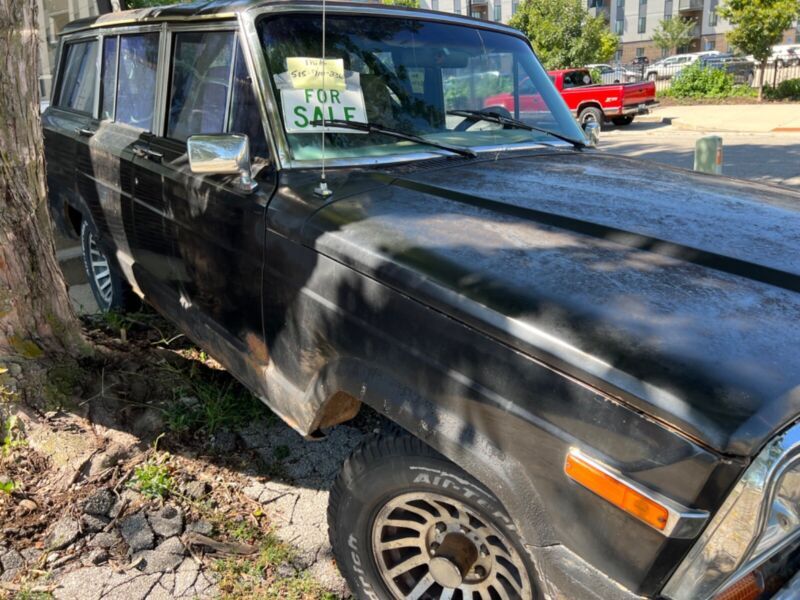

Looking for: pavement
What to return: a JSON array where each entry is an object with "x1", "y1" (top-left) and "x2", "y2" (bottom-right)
[{"x1": 640, "y1": 103, "x2": 800, "y2": 133}]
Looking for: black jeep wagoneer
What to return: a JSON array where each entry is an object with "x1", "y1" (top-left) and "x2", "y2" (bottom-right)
[{"x1": 43, "y1": 1, "x2": 800, "y2": 598}]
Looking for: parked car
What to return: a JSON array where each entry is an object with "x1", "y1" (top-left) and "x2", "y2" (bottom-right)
[
  {"x1": 697, "y1": 53, "x2": 756, "y2": 85},
  {"x1": 773, "y1": 44, "x2": 800, "y2": 67},
  {"x1": 43, "y1": 2, "x2": 800, "y2": 600},
  {"x1": 586, "y1": 63, "x2": 639, "y2": 84},
  {"x1": 645, "y1": 51, "x2": 721, "y2": 81}
]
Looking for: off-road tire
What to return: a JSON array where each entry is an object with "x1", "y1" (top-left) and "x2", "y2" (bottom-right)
[
  {"x1": 80, "y1": 219, "x2": 137, "y2": 312},
  {"x1": 328, "y1": 431, "x2": 538, "y2": 599},
  {"x1": 578, "y1": 106, "x2": 604, "y2": 127},
  {"x1": 612, "y1": 115, "x2": 634, "y2": 126}
]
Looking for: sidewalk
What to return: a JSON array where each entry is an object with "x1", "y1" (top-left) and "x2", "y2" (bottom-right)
[{"x1": 641, "y1": 103, "x2": 800, "y2": 133}]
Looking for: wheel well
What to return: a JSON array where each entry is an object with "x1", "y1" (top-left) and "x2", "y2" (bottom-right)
[
  {"x1": 578, "y1": 103, "x2": 603, "y2": 117},
  {"x1": 66, "y1": 203, "x2": 83, "y2": 238}
]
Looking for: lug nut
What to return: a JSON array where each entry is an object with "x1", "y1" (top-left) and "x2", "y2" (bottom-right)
[
  {"x1": 430, "y1": 542, "x2": 440, "y2": 554},
  {"x1": 435, "y1": 523, "x2": 446, "y2": 534},
  {"x1": 459, "y1": 525, "x2": 469, "y2": 534},
  {"x1": 475, "y1": 565, "x2": 487, "y2": 578},
  {"x1": 480, "y1": 545, "x2": 489, "y2": 557}
]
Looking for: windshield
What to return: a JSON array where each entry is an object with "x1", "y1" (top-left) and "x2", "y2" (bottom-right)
[{"x1": 257, "y1": 13, "x2": 585, "y2": 161}]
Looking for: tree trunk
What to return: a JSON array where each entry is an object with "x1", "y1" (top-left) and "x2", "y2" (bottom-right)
[
  {"x1": 0, "y1": 0, "x2": 86, "y2": 361},
  {"x1": 758, "y1": 59, "x2": 766, "y2": 102}
]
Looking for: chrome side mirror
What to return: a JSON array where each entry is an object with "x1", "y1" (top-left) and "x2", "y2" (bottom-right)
[
  {"x1": 187, "y1": 134, "x2": 257, "y2": 193},
  {"x1": 583, "y1": 122, "x2": 600, "y2": 148}
]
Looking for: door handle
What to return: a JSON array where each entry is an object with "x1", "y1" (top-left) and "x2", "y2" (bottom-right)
[
  {"x1": 76, "y1": 127, "x2": 95, "y2": 137},
  {"x1": 132, "y1": 145, "x2": 162, "y2": 162}
]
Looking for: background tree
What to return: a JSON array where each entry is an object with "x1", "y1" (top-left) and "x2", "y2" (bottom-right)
[
  {"x1": 718, "y1": 0, "x2": 800, "y2": 100},
  {"x1": 382, "y1": 0, "x2": 421, "y2": 6},
  {"x1": 652, "y1": 16, "x2": 696, "y2": 55},
  {"x1": 0, "y1": 0, "x2": 86, "y2": 375},
  {"x1": 509, "y1": 0, "x2": 620, "y2": 69}
]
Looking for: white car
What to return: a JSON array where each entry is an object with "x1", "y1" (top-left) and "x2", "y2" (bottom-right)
[
  {"x1": 644, "y1": 51, "x2": 720, "y2": 81},
  {"x1": 586, "y1": 63, "x2": 639, "y2": 84}
]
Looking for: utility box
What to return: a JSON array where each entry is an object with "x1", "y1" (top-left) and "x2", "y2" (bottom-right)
[{"x1": 694, "y1": 136, "x2": 723, "y2": 175}]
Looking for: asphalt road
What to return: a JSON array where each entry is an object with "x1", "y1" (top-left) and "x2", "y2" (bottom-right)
[{"x1": 599, "y1": 121, "x2": 800, "y2": 190}]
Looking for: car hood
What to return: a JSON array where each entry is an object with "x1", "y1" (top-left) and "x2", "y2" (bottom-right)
[{"x1": 302, "y1": 150, "x2": 800, "y2": 457}]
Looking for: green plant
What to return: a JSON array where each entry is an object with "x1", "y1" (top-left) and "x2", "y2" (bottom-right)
[
  {"x1": 667, "y1": 63, "x2": 736, "y2": 98},
  {"x1": 764, "y1": 78, "x2": 800, "y2": 100},
  {"x1": 0, "y1": 478, "x2": 15, "y2": 494},
  {"x1": 509, "y1": 0, "x2": 619, "y2": 70},
  {"x1": 589, "y1": 67, "x2": 602, "y2": 84},
  {"x1": 382, "y1": 0, "x2": 420, "y2": 6},
  {"x1": 129, "y1": 459, "x2": 174, "y2": 498}
]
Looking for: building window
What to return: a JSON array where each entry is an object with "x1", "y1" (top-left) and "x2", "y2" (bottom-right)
[
  {"x1": 636, "y1": 47, "x2": 645, "y2": 58},
  {"x1": 639, "y1": 0, "x2": 646, "y2": 5},
  {"x1": 661, "y1": 47, "x2": 669, "y2": 57},
  {"x1": 493, "y1": 0, "x2": 501, "y2": 20},
  {"x1": 431, "y1": 0, "x2": 438, "y2": 8},
  {"x1": 708, "y1": 0, "x2": 718, "y2": 26},
  {"x1": 704, "y1": 39, "x2": 716, "y2": 51},
  {"x1": 664, "y1": 0, "x2": 673, "y2": 17},
  {"x1": 638, "y1": 16, "x2": 646, "y2": 32},
  {"x1": 615, "y1": 49, "x2": 623, "y2": 61},
  {"x1": 512, "y1": 0, "x2": 518, "y2": 14},
  {"x1": 616, "y1": 0, "x2": 624, "y2": 8},
  {"x1": 453, "y1": 0, "x2": 460, "y2": 14},
  {"x1": 614, "y1": 19, "x2": 624, "y2": 34}
]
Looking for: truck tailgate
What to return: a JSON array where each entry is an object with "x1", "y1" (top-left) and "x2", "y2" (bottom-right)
[{"x1": 621, "y1": 81, "x2": 656, "y2": 106}]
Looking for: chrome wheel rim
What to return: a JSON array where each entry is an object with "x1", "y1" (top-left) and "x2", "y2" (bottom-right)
[
  {"x1": 87, "y1": 231, "x2": 113, "y2": 305},
  {"x1": 371, "y1": 492, "x2": 532, "y2": 600}
]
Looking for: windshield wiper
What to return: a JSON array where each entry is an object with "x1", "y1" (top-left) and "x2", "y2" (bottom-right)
[
  {"x1": 308, "y1": 119, "x2": 477, "y2": 158},
  {"x1": 447, "y1": 109, "x2": 586, "y2": 149}
]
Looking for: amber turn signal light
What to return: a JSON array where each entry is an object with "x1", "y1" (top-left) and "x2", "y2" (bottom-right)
[
  {"x1": 713, "y1": 571, "x2": 764, "y2": 600},
  {"x1": 565, "y1": 449, "x2": 669, "y2": 531}
]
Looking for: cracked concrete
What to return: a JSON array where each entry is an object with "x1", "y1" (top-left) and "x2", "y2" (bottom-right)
[{"x1": 238, "y1": 416, "x2": 375, "y2": 595}]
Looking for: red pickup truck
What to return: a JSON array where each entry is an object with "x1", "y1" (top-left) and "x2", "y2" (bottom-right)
[{"x1": 484, "y1": 68, "x2": 658, "y2": 127}]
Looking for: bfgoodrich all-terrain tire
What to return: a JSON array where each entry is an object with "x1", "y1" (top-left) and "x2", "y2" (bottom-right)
[
  {"x1": 80, "y1": 219, "x2": 137, "y2": 312},
  {"x1": 328, "y1": 431, "x2": 538, "y2": 600}
]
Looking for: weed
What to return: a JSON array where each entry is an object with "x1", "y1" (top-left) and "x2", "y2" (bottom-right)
[
  {"x1": 0, "y1": 479, "x2": 15, "y2": 494},
  {"x1": 129, "y1": 444, "x2": 175, "y2": 498},
  {"x1": 214, "y1": 522, "x2": 335, "y2": 600}
]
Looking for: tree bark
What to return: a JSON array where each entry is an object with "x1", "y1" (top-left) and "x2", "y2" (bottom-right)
[
  {"x1": 0, "y1": 0, "x2": 86, "y2": 360},
  {"x1": 758, "y1": 59, "x2": 766, "y2": 102}
]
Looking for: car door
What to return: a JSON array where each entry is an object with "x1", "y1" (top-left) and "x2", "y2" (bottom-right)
[
  {"x1": 80, "y1": 26, "x2": 160, "y2": 295},
  {"x1": 42, "y1": 35, "x2": 100, "y2": 226},
  {"x1": 133, "y1": 27, "x2": 276, "y2": 392}
]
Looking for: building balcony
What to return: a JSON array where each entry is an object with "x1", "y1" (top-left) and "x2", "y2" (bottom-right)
[{"x1": 678, "y1": 0, "x2": 704, "y2": 13}]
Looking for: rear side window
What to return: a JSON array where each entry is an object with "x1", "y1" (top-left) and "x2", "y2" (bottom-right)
[
  {"x1": 57, "y1": 40, "x2": 98, "y2": 114},
  {"x1": 116, "y1": 33, "x2": 159, "y2": 131},
  {"x1": 100, "y1": 37, "x2": 118, "y2": 120},
  {"x1": 167, "y1": 31, "x2": 235, "y2": 141}
]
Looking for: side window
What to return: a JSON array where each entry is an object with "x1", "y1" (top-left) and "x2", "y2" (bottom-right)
[
  {"x1": 57, "y1": 40, "x2": 99, "y2": 114},
  {"x1": 227, "y1": 45, "x2": 269, "y2": 159},
  {"x1": 100, "y1": 36, "x2": 118, "y2": 121},
  {"x1": 167, "y1": 31, "x2": 235, "y2": 142},
  {"x1": 116, "y1": 33, "x2": 159, "y2": 131}
]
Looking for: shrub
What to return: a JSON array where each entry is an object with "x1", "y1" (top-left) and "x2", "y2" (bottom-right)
[
  {"x1": 763, "y1": 78, "x2": 800, "y2": 101},
  {"x1": 668, "y1": 63, "x2": 735, "y2": 98}
]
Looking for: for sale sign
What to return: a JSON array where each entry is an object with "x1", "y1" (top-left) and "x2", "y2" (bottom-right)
[{"x1": 281, "y1": 87, "x2": 368, "y2": 134}]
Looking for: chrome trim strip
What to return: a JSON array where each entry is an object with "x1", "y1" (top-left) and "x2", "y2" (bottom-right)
[
  {"x1": 662, "y1": 420, "x2": 800, "y2": 600},
  {"x1": 566, "y1": 448, "x2": 709, "y2": 539}
]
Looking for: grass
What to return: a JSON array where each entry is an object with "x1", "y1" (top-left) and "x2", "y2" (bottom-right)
[
  {"x1": 162, "y1": 374, "x2": 266, "y2": 436},
  {"x1": 213, "y1": 519, "x2": 339, "y2": 600}
]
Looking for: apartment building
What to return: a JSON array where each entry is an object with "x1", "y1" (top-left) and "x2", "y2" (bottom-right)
[
  {"x1": 418, "y1": 0, "x2": 520, "y2": 24},
  {"x1": 589, "y1": 0, "x2": 800, "y2": 64}
]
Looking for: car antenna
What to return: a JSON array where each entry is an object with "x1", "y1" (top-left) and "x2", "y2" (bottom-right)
[{"x1": 314, "y1": 0, "x2": 333, "y2": 198}]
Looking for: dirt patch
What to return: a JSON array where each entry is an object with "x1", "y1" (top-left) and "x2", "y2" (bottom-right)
[{"x1": 0, "y1": 310, "x2": 377, "y2": 599}]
